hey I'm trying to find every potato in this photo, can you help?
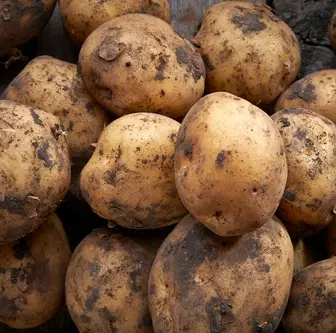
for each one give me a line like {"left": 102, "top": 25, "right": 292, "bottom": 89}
{"left": 78, "top": 13, "right": 205, "bottom": 119}
{"left": 0, "top": 100, "right": 71, "bottom": 243}
{"left": 174, "top": 92, "right": 287, "bottom": 237}
{"left": 0, "top": 213, "right": 71, "bottom": 329}
{"left": 282, "top": 257, "right": 336, "bottom": 333}
{"left": 326, "top": 217, "right": 336, "bottom": 256}
{"left": 329, "top": 11, "right": 336, "bottom": 49}
{"left": 275, "top": 70, "right": 336, "bottom": 123}
{"left": 80, "top": 113, "right": 187, "bottom": 229}
{"left": 271, "top": 108, "right": 336, "bottom": 237}
{"left": 192, "top": 1, "right": 301, "bottom": 106}
{"left": 293, "top": 239, "right": 320, "bottom": 275}
{"left": 0, "top": 0, "right": 56, "bottom": 56}
{"left": 149, "top": 214, "right": 294, "bottom": 333}
{"left": 60, "top": 0, "right": 171, "bottom": 47}
{"left": 66, "top": 227, "right": 168, "bottom": 333}
{"left": 1, "top": 56, "right": 108, "bottom": 160}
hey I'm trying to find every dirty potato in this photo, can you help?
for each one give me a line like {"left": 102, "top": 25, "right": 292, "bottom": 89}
{"left": 0, "top": 0, "right": 56, "bottom": 56}
{"left": 149, "top": 214, "right": 294, "bottom": 333}
{"left": 66, "top": 227, "right": 168, "bottom": 333}
{"left": 1, "top": 56, "right": 108, "bottom": 160}
{"left": 78, "top": 13, "right": 205, "bottom": 119}
{"left": 0, "top": 213, "right": 71, "bottom": 329}
{"left": 80, "top": 113, "right": 187, "bottom": 229}
{"left": 175, "top": 92, "right": 287, "bottom": 237}
{"left": 0, "top": 100, "right": 71, "bottom": 243}
{"left": 275, "top": 70, "right": 336, "bottom": 123}
{"left": 329, "top": 11, "right": 336, "bottom": 49}
{"left": 60, "top": 0, "right": 171, "bottom": 47}
{"left": 192, "top": 1, "right": 301, "bottom": 106}
{"left": 272, "top": 108, "right": 336, "bottom": 237}
{"left": 326, "top": 217, "right": 336, "bottom": 256}
{"left": 282, "top": 257, "right": 336, "bottom": 333}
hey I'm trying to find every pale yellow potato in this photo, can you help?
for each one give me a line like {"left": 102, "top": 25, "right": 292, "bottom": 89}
{"left": 175, "top": 92, "right": 287, "bottom": 237}
{"left": 59, "top": 0, "right": 171, "bottom": 47}
{"left": 1, "top": 56, "right": 108, "bottom": 160}
{"left": 0, "top": 100, "right": 71, "bottom": 243}
{"left": 272, "top": 108, "right": 336, "bottom": 237}
{"left": 0, "top": 214, "right": 71, "bottom": 329}
{"left": 80, "top": 113, "right": 187, "bottom": 229}
{"left": 329, "top": 11, "right": 336, "bottom": 49}
{"left": 275, "top": 70, "right": 336, "bottom": 123}
{"left": 78, "top": 14, "right": 205, "bottom": 119}
{"left": 193, "top": 1, "right": 301, "bottom": 106}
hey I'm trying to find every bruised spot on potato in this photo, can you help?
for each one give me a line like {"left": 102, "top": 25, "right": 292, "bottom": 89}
{"left": 105, "top": 170, "right": 117, "bottom": 185}
{"left": 231, "top": 7, "right": 266, "bottom": 34}
{"left": 88, "top": 262, "right": 100, "bottom": 277}
{"left": 321, "top": 117, "right": 334, "bottom": 126}
{"left": 99, "top": 307, "right": 118, "bottom": 331}
{"left": 205, "top": 297, "right": 234, "bottom": 332}
{"left": 294, "top": 129, "right": 307, "bottom": 141}
{"left": 202, "top": 54, "right": 215, "bottom": 70}
{"left": 284, "top": 190, "right": 296, "bottom": 202}
{"left": 305, "top": 199, "right": 323, "bottom": 212}
{"left": 85, "top": 287, "right": 99, "bottom": 311}
{"left": 13, "top": 239, "right": 30, "bottom": 260}
{"left": 98, "top": 36, "right": 126, "bottom": 61}
{"left": 68, "top": 120, "right": 74, "bottom": 132}
{"left": 264, "top": 264, "right": 270, "bottom": 273}
{"left": 10, "top": 268, "right": 20, "bottom": 284}
{"left": 154, "top": 55, "right": 167, "bottom": 81}
{"left": 216, "top": 150, "right": 230, "bottom": 167}
{"left": 0, "top": 195, "right": 30, "bottom": 216}
{"left": 176, "top": 47, "right": 189, "bottom": 64}
{"left": 30, "top": 109, "right": 43, "bottom": 126}
{"left": 183, "top": 142, "right": 193, "bottom": 160}
{"left": 287, "top": 82, "right": 317, "bottom": 102}
{"left": 150, "top": 283, "right": 157, "bottom": 296}
{"left": 169, "top": 132, "right": 177, "bottom": 143}
{"left": 279, "top": 118, "right": 290, "bottom": 127}
{"left": 38, "top": 142, "right": 55, "bottom": 168}
{"left": 130, "top": 269, "right": 142, "bottom": 292}
{"left": 80, "top": 314, "right": 91, "bottom": 323}
{"left": 85, "top": 101, "right": 96, "bottom": 114}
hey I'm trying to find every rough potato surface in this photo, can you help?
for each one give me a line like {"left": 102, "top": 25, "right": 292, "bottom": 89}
{"left": 272, "top": 108, "right": 336, "bottom": 237}
{"left": 78, "top": 13, "right": 205, "bottom": 119}
{"left": 149, "top": 215, "right": 294, "bottom": 333}
{"left": 175, "top": 92, "right": 287, "bottom": 237}
{"left": 0, "top": 100, "right": 71, "bottom": 243}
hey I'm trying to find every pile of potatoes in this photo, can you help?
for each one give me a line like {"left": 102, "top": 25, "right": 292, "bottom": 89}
{"left": 0, "top": 1, "right": 336, "bottom": 333}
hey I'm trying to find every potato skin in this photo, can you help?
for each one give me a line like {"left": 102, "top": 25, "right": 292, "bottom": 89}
{"left": 326, "top": 217, "right": 336, "bottom": 256}
{"left": 0, "top": 213, "right": 71, "bottom": 329}
{"left": 80, "top": 113, "right": 187, "bottom": 229}
{"left": 275, "top": 70, "right": 336, "bottom": 124}
{"left": 1, "top": 56, "right": 108, "bottom": 160}
{"left": 193, "top": 1, "right": 301, "bottom": 105}
{"left": 0, "top": 0, "right": 56, "bottom": 56}
{"left": 66, "top": 227, "right": 165, "bottom": 333}
{"left": 0, "top": 100, "right": 71, "bottom": 243}
{"left": 78, "top": 13, "right": 205, "bottom": 119}
{"left": 149, "top": 214, "right": 294, "bottom": 333}
{"left": 271, "top": 108, "right": 336, "bottom": 237}
{"left": 60, "top": 0, "right": 171, "bottom": 47}
{"left": 282, "top": 257, "right": 336, "bottom": 333}
{"left": 329, "top": 12, "right": 336, "bottom": 49}
{"left": 293, "top": 239, "right": 320, "bottom": 276}
{"left": 175, "top": 92, "right": 287, "bottom": 237}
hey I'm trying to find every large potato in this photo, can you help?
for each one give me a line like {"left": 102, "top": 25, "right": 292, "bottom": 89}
{"left": 329, "top": 11, "right": 336, "bottom": 49}
{"left": 78, "top": 14, "right": 205, "bottom": 119}
{"left": 66, "top": 227, "right": 168, "bottom": 333}
{"left": 192, "top": 1, "right": 301, "bottom": 106}
{"left": 282, "top": 257, "right": 336, "bottom": 333}
{"left": 272, "top": 108, "right": 336, "bottom": 237}
{"left": 0, "top": 100, "right": 71, "bottom": 243}
{"left": 149, "top": 214, "right": 294, "bottom": 333}
{"left": 0, "top": 0, "right": 56, "bottom": 56}
{"left": 0, "top": 213, "right": 71, "bottom": 329}
{"left": 326, "top": 217, "right": 336, "bottom": 256}
{"left": 80, "top": 113, "right": 187, "bottom": 229}
{"left": 1, "top": 56, "right": 108, "bottom": 160}
{"left": 175, "top": 92, "right": 287, "bottom": 237}
{"left": 275, "top": 70, "right": 336, "bottom": 123}
{"left": 60, "top": 0, "right": 171, "bottom": 47}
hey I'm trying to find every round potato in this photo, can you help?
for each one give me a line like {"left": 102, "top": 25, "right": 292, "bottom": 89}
{"left": 282, "top": 257, "right": 336, "bottom": 333}
{"left": 78, "top": 13, "right": 205, "bottom": 119}
{"left": 272, "top": 108, "right": 336, "bottom": 237}
{"left": 60, "top": 0, "right": 171, "bottom": 47}
{"left": 175, "top": 92, "right": 287, "bottom": 237}
{"left": 0, "top": 0, "right": 56, "bottom": 56}
{"left": 66, "top": 227, "right": 168, "bottom": 333}
{"left": 80, "top": 113, "right": 187, "bottom": 229}
{"left": 192, "top": 1, "right": 301, "bottom": 106}
{"left": 0, "top": 100, "right": 71, "bottom": 243}
{"left": 149, "top": 214, "right": 294, "bottom": 333}
{"left": 326, "top": 217, "right": 336, "bottom": 256}
{"left": 329, "top": 11, "right": 336, "bottom": 49}
{"left": 0, "top": 213, "right": 71, "bottom": 329}
{"left": 275, "top": 70, "right": 336, "bottom": 123}
{"left": 1, "top": 56, "right": 108, "bottom": 160}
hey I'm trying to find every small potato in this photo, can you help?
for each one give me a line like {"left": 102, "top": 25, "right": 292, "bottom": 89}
{"left": 149, "top": 215, "right": 294, "bottom": 333}
{"left": 60, "top": 0, "right": 171, "bottom": 47}
{"left": 80, "top": 113, "right": 187, "bottom": 229}
{"left": 282, "top": 257, "right": 336, "bottom": 333}
{"left": 275, "top": 70, "right": 336, "bottom": 123}
{"left": 192, "top": 1, "right": 301, "bottom": 106}
{"left": 293, "top": 239, "right": 321, "bottom": 275}
{"left": 1, "top": 56, "right": 108, "bottom": 160}
{"left": 272, "top": 108, "right": 336, "bottom": 237}
{"left": 175, "top": 92, "right": 287, "bottom": 237}
{"left": 0, "top": 0, "right": 56, "bottom": 56}
{"left": 66, "top": 227, "right": 168, "bottom": 333}
{"left": 0, "top": 213, "right": 71, "bottom": 329}
{"left": 78, "top": 14, "right": 205, "bottom": 119}
{"left": 326, "top": 217, "right": 336, "bottom": 256}
{"left": 329, "top": 11, "right": 336, "bottom": 49}
{"left": 0, "top": 100, "right": 71, "bottom": 243}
